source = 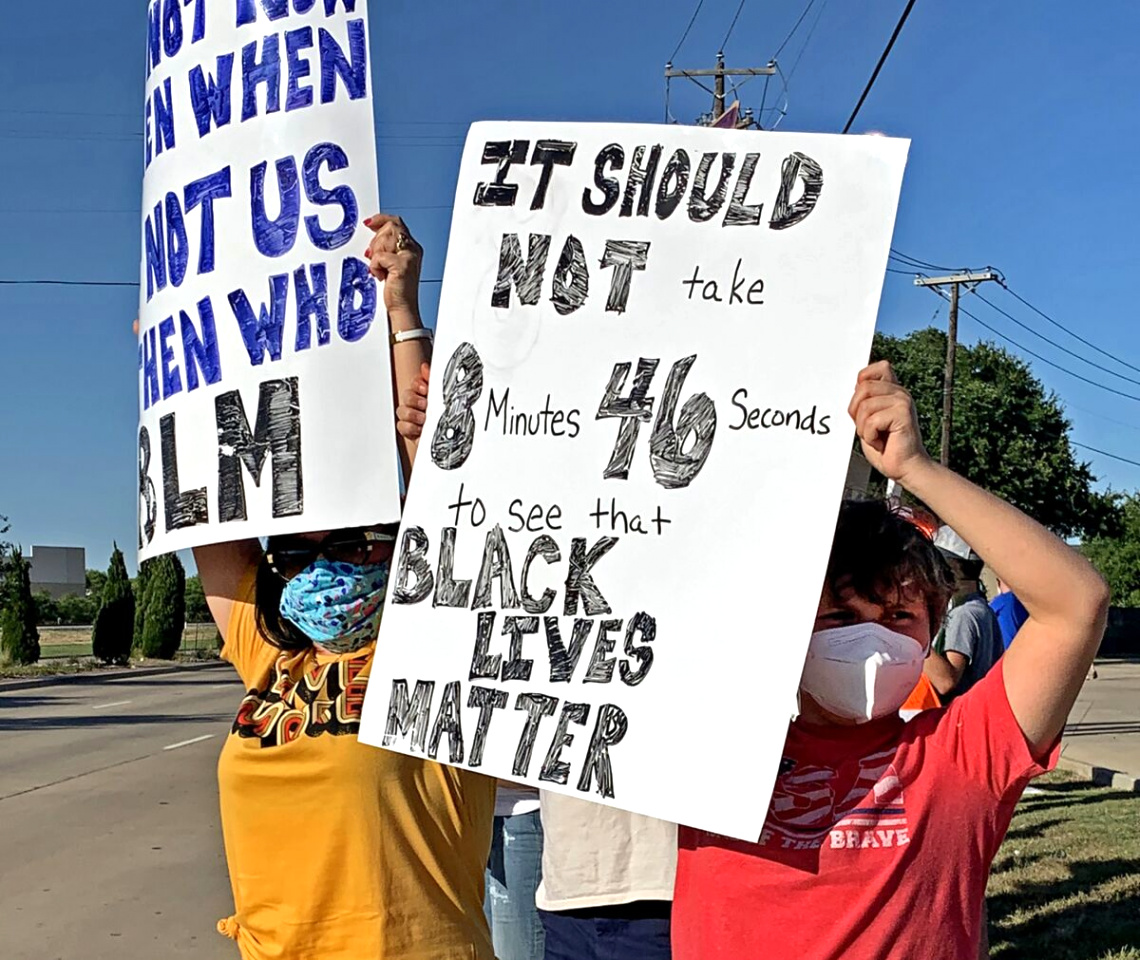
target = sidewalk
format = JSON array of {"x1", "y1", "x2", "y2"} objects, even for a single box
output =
[
  {"x1": 1060, "y1": 658, "x2": 1140, "y2": 791},
  {"x1": 0, "y1": 658, "x2": 229, "y2": 693}
]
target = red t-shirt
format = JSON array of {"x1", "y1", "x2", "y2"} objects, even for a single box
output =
[{"x1": 674, "y1": 661, "x2": 1057, "y2": 960}]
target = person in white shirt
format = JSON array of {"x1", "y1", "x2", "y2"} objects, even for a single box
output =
[{"x1": 536, "y1": 793, "x2": 676, "y2": 960}]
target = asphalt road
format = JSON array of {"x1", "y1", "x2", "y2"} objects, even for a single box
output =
[{"x1": 0, "y1": 666, "x2": 243, "y2": 960}]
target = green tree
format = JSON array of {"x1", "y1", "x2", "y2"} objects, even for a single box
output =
[
  {"x1": 0, "y1": 514, "x2": 13, "y2": 589},
  {"x1": 873, "y1": 329, "x2": 1119, "y2": 539},
  {"x1": 1, "y1": 550, "x2": 40, "y2": 665},
  {"x1": 133, "y1": 559, "x2": 154, "y2": 652},
  {"x1": 33, "y1": 591, "x2": 60, "y2": 625},
  {"x1": 86, "y1": 568, "x2": 107, "y2": 598},
  {"x1": 1083, "y1": 493, "x2": 1140, "y2": 606},
  {"x1": 57, "y1": 594, "x2": 97, "y2": 626},
  {"x1": 92, "y1": 545, "x2": 135, "y2": 664},
  {"x1": 184, "y1": 575, "x2": 213, "y2": 624},
  {"x1": 135, "y1": 553, "x2": 186, "y2": 660}
]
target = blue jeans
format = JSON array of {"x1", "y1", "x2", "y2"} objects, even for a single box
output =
[
  {"x1": 539, "y1": 901, "x2": 672, "y2": 960},
  {"x1": 484, "y1": 810, "x2": 545, "y2": 960}
]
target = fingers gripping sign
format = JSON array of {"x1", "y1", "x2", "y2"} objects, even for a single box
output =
[
  {"x1": 396, "y1": 363, "x2": 431, "y2": 441},
  {"x1": 848, "y1": 361, "x2": 930, "y2": 484},
  {"x1": 364, "y1": 213, "x2": 423, "y2": 318}
]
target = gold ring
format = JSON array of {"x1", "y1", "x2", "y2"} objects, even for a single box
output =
[{"x1": 396, "y1": 234, "x2": 411, "y2": 252}]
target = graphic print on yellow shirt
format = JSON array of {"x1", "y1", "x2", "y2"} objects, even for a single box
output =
[
  {"x1": 231, "y1": 649, "x2": 369, "y2": 746},
  {"x1": 216, "y1": 570, "x2": 495, "y2": 960}
]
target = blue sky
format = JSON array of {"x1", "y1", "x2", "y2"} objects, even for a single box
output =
[{"x1": 2, "y1": 0, "x2": 1140, "y2": 573}]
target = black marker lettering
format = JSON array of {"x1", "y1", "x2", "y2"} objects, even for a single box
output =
[
  {"x1": 512, "y1": 693, "x2": 558, "y2": 777},
  {"x1": 474, "y1": 140, "x2": 529, "y2": 207},
  {"x1": 467, "y1": 685, "x2": 509, "y2": 767},
  {"x1": 577, "y1": 703, "x2": 628, "y2": 798},
  {"x1": 544, "y1": 616, "x2": 594, "y2": 683},
  {"x1": 383, "y1": 679, "x2": 434, "y2": 753},
  {"x1": 539, "y1": 702, "x2": 590, "y2": 785}
]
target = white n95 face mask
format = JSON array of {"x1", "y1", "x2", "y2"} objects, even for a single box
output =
[{"x1": 799, "y1": 622, "x2": 927, "y2": 723}]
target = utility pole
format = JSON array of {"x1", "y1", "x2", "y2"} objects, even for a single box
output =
[
  {"x1": 913, "y1": 271, "x2": 1001, "y2": 466},
  {"x1": 665, "y1": 52, "x2": 776, "y2": 127}
]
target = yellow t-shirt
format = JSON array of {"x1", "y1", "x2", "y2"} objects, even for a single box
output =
[{"x1": 216, "y1": 573, "x2": 495, "y2": 960}]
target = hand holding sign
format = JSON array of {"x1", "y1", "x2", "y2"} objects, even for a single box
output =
[
  {"x1": 849, "y1": 361, "x2": 931, "y2": 485},
  {"x1": 365, "y1": 214, "x2": 423, "y2": 321},
  {"x1": 397, "y1": 364, "x2": 431, "y2": 441}
]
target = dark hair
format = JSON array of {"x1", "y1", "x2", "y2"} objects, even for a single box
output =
[
  {"x1": 946, "y1": 555, "x2": 985, "y2": 584},
  {"x1": 825, "y1": 499, "x2": 955, "y2": 633},
  {"x1": 254, "y1": 549, "x2": 314, "y2": 652}
]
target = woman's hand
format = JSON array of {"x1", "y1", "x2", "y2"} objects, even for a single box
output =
[
  {"x1": 364, "y1": 213, "x2": 423, "y2": 326},
  {"x1": 848, "y1": 360, "x2": 932, "y2": 485},
  {"x1": 397, "y1": 363, "x2": 431, "y2": 441}
]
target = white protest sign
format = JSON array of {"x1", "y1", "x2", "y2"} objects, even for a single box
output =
[
  {"x1": 137, "y1": 0, "x2": 399, "y2": 562},
  {"x1": 359, "y1": 122, "x2": 909, "y2": 841}
]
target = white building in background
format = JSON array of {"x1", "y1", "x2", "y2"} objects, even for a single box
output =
[{"x1": 28, "y1": 546, "x2": 86, "y2": 600}]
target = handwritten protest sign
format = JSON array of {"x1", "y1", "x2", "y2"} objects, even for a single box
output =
[
  {"x1": 137, "y1": 0, "x2": 399, "y2": 561},
  {"x1": 359, "y1": 122, "x2": 909, "y2": 841}
]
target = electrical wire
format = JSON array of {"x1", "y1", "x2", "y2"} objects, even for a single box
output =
[
  {"x1": 842, "y1": 0, "x2": 919, "y2": 134},
  {"x1": 1072, "y1": 442, "x2": 1140, "y2": 470},
  {"x1": 896, "y1": 271, "x2": 1140, "y2": 472},
  {"x1": 785, "y1": 0, "x2": 831, "y2": 84},
  {"x1": 0, "y1": 278, "x2": 138, "y2": 288},
  {"x1": 888, "y1": 248, "x2": 961, "y2": 272},
  {"x1": 669, "y1": 0, "x2": 707, "y2": 63},
  {"x1": 927, "y1": 287, "x2": 1140, "y2": 403},
  {"x1": 721, "y1": 0, "x2": 749, "y2": 51},
  {"x1": 1000, "y1": 283, "x2": 1140, "y2": 377},
  {"x1": 971, "y1": 289, "x2": 1140, "y2": 388},
  {"x1": 773, "y1": 0, "x2": 818, "y2": 59}
]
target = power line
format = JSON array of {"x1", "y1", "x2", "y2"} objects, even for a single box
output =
[
  {"x1": 721, "y1": 0, "x2": 749, "y2": 51},
  {"x1": 773, "y1": 0, "x2": 818, "y2": 59},
  {"x1": 842, "y1": 0, "x2": 919, "y2": 134},
  {"x1": 930, "y1": 287, "x2": 1140, "y2": 403},
  {"x1": 889, "y1": 248, "x2": 962, "y2": 272},
  {"x1": 669, "y1": 0, "x2": 707, "y2": 63},
  {"x1": 892, "y1": 252, "x2": 1140, "y2": 380},
  {"x1": 897, "y1": 269, "x2": 1140, "y2": 472},
  {"x1": 1065, "y1": 402, "x2": 1140, "y2": 437},
  {"x1": 971, "y1": 289, "x2": 1140, "y2": 388},
  {"x1": 785, "y1": 0, "x2": 830, "y2": 84},
  {"x1": 0, "y1": 278, "x2": 138, "y2": 288},
  {"x1": 1002, "y1": 283, "x2": 1140, "y2": 377},
  {"x1": 1072, "y1": 442, "x2": 1140, "y2": 470}
]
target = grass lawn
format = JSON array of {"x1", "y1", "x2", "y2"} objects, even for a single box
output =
[
  {"x1": 990, "y1": 771, "x2": 1140, "y2": 959},
  {"x1": 38, "y1": 642, "x2": 92, "y2": 659}
]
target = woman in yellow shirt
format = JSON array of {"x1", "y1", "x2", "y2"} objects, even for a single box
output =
[{"x1": 196, "y1": 215, "x2": 496, "y2": 960}]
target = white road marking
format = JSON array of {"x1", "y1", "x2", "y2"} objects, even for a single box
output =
[
  {"x1": 210, "y1": 683, "x2": 238, "y2": 689},
  {"x1": 92, "y1": 700, "x2": 132, "y2": 710},
  {"x1": 163, "y1": 734, "x2": 216, "y2": 752}
]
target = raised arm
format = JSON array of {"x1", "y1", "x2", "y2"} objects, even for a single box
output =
[
  {"x1": 851, "y1": 361, "x2": 1109, "y2": 756},
  {"x1": 365, "y1": 214, "x2": 432, "y2": 485},
  {"x1": 194, "y1": 539, "x2": 262, "y2": 642}
]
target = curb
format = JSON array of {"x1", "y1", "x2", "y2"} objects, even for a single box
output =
[
  {"x1": 0, "y1": 659, "x2": 229, "y2": 693},
  {"x1": 1057, "y1": 756, "x2": 1140, "y2": 794}
]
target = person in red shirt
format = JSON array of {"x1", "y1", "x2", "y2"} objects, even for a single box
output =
[{"x1": 673, "y1": 361, "x2": 1109, "y2": 960}]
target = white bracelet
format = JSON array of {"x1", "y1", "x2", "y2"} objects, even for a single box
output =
[{"x1": 390, "y1": 327, "x2": 434, "y2": 347}]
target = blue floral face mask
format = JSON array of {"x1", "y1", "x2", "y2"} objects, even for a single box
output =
[{"x1": 278, "y1": 558, "x2": 390, "y2": 654}]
